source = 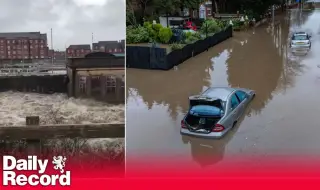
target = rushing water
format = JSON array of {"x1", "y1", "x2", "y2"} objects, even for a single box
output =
[{"x1": 0, "y1": 91, "x2": 124, "y2": 126}]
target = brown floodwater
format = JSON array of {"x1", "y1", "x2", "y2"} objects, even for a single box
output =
[{"x1": 126, "y1": 10, "x2": 320, "y2": 169}]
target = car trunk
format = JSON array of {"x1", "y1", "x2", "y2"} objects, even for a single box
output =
[
  {"x1": 185, "y1": 103, "x2": 223, "y2": 134},
  {"x1": 185, "y1": 114, "x2": 221, "y2": 133},
  {"x1": 292, "y1": 40, "x2": 309, "y2": 45}
]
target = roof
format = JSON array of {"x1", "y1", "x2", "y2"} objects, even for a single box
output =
[
  {"x1": 93, "y1": 40, "x2": 125, "y2": 49},
  {"x1": 200, "y1": 87, "x2": 235, "y2": 101},
  {"x1": 0, "y1": 32, "x2": 47, "y2": 40},
  {"x1": 293, "y1": 32, "x2": 307, "y2": 36},
  {"x1": 68, "y1": 44, "x2": 91, "y2": 50}
]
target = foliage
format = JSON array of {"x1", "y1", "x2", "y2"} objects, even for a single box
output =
[
  {"x1": 184, "y1": 32, "x2": 202, "y2": 44},
  {"x1": 170, "y1": 43, "x2": 184, "y2": 51},
  {"x1": 158, "y1": 27, "x2": 173, "y2": 43},
  {"x1": 216, "y1": 20, "x2": 229, "y2": 29},
  {"x1": 171, "y1": 29, "x2": 186, "y2": 43},
  {"x1": 126, "y1": 26, "x2": 150, "y2": 44},
  {"x1": 200, "y1": 19, "x2": 221, "y2": 35},
  {"x1": 143, "y1": 22, "x2": 163, "y2": 42}
]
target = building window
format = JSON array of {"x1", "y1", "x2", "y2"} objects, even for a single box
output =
[
  {"x1": 106, "y1": 75, "x2": 116, "y2": 93},
  {"x1": 30, "y1": 46, "x2": 33, "y2": 49},
  {"x1": 13, "y1": 51, "x2": 16, "y2": 54},
  {"x1": 40, "y1": 45, "x2": 43, "y2": 48},
  {"x1": 81, "y1": 49, "x2": 84, "y2": 53},
  {"x1": 30, "y1": 56, "x2": 33, "y2": 59},
  {"x1": 12, "y1": 40, "x2": 15, "y2": 43},
  {"x1": 29, "y1": 40, "x2": 32, "y2": 43},
  {"x1": 114, "y1": 48, "x2": 117, "y2": 52},
  {"x1": 25, "y1": 56, "x2": 28, "y2": 59},
  {"x1": 7, "y1": 41, "x2": 10, "y2": 44},
  {"x1": 109, "y1": 49, "x2": 112, "y2": 52},
  {"x1": 41, "y1": 40, "x2": 44, "y2": 43},
  {"x1": 24, "y1": 45, "x2": 27, "y2": 49},
  {"x1": 35, "y1": 56, "x2": 38, "y2": 58},
  {"x1": 41, "y1": 56, "x2": 44, "y2": 58},
  {"x1": 35, "y1": 40, "x2": 38, "y2": 43}
]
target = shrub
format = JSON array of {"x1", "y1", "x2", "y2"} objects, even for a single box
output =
[
  {"x1": 200, "y1": 19, "x2": 221, "y2": 35},
  {"x1": 158, "y1": 27, "x2": 173, "y2": 44},
  {"x1": 126, "y1": 26, "x2": 149, "y2": 44},
  {"x1": 143, "y1": 22, "x2": 164, "y2": 42},
  {"x1": 170, "y1": 43, "x2": 184, "y2": 51},
  {"x1": 184, "y1": 32, "x2": 202, "y2": 44},
  {"x1": 216, "y1": 20, "x2": 228, "y2": 29}
]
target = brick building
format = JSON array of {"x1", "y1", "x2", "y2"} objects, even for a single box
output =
[
  {"x1": 48, "y1": 50, "x2": 66, "y2": 61},
  {"x1": 66, "y1": 44, "x2": 91, "y2": 58},
  {"x1": 0, "y1": 32, "x2": 48, "y2": 60},
  {"x1": 92, "y1": 40, "x2": 125, "y2": 55}
]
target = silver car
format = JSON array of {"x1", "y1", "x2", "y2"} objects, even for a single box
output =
[
  {"x1": 180, "y1": 87, "x2": 255, "y2": 139},
  {"x1": 290, "y1": 32, "x2": 311, "y2": 49}
]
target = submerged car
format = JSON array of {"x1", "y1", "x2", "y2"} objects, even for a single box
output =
[
  {"x1": 290, "y1": 32, "x2": 311, "y2": 49},
  {"x1": 180, "y1": 87, "x2": 255, "y2": 139}
]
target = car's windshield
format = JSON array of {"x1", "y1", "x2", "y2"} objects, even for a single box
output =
[
  {"x1": 292, "y1": 35, "x2": 308, "y2": 40},
  {"x1": 189, "y1": 99, "x2": 224, "y2": 110}
]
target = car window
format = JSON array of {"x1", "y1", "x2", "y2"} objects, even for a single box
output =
[
  {"x1": 235, "y1": 90, "x2": 247, "y2": 102},
  {"x1": 292, "y1": 35, "x2": 307, "y2": 40},
  {"x1": 230, "y1": 94, "x2": 240, "y2": 110}
]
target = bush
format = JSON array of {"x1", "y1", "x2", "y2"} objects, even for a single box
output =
[
  {"x1": 126, "y1": 26, "x2": 149, "y2": 44},
  {"x1": 184, "y1": 32, "x2": 202, "y2": 44},
  {"x1": 158, "y1": 27, "x2": 173, "y2": 44},
  {"x1": 200, "y1": 19, "x2": 221, "y2": 35},
  {"x1": 170, "y1": 43, "x2": 184, "y2": 51},
  {"x1": 216, "y1": 20, "x2": 228, "y2": 29}
]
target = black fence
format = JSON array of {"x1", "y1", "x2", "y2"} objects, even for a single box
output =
[{"x1": 126, "y1": 26, "x2": 233, "y2": 70}]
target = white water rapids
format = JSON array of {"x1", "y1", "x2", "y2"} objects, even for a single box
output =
[
  {"x1": 0, "y1": 91, "x2": 124, "y2": 126},
  {"x1": 0, "y1": 91, "x2": 125, "y2": 154}
]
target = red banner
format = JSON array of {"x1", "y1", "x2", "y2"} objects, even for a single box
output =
[{"x1": 1, "y1": 155, "x2": 320, "y2": 189}]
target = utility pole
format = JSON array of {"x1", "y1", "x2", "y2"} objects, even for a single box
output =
[
  {"x1": 51, "y1": 28, "x2": 53, "y2": 65},
  {"x1": 272, "y1": 4, "x2": 275, "y2": 26}
]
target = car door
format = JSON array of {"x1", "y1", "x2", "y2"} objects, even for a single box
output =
[
  {"x1": 230, "y1": 93, "x2": 241, "y2": 122},
  {"x1": 235, "y1": 90, "x2": 248, "y2": 116}
]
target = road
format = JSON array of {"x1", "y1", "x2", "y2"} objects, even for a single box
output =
[{"x1": 126, "y1": 10, "x2": 320, "y2": 170}]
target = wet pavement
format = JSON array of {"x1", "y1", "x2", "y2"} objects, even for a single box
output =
[{"x1": 126, "y1": 10, "x2": 320, "y2": 169}]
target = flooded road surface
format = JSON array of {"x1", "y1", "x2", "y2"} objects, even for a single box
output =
[
  {"x1": 0, "y1": 91, "x2": 124, "y2": 126},
  {"x1": 127, "y1": 10, "x2": 320, "y2": 169}
]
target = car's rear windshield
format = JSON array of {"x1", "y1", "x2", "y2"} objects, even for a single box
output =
[
  {"x1": 189, "y1": 99, "x2": 224, "y2": 110},
  {"x1": 292, "y1": 35, "x2": 308, "y2": 40}
]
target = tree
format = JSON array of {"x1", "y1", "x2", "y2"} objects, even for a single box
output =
[{"x1": 153, "y1": 0, "x2": 180, "y2": 27}]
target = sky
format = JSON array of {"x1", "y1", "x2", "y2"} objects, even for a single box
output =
[{"x1": 0, "y1": 0, "x2": 125, "y2": 50}]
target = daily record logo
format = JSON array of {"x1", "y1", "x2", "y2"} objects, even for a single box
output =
[{"x1": 2, "y1": 156, "x2": 71, "y2": 186}]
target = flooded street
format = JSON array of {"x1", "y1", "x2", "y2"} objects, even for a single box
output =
[{"x1": 127, "y1": 10, "x2": 320, "y2": 169}]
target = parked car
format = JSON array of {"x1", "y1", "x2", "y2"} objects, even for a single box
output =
[
  {"x1": 180, "y1": 87, "x2": 255, "y2": 139},
  {"x1": 290, "y1": 32, "x2": 311, "y2": 49}
]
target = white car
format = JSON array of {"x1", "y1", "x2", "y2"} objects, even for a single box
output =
[{"x1": 290, "y1": 32, "x2": 311, "y2": 49}]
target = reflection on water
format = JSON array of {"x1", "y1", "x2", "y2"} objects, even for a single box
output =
[
  {"x1": 0, "y1": 91, "x2": 124, "y2": 126},
  {"x1": 127, "y1": 10, "x2": 320, "y2": 169}
]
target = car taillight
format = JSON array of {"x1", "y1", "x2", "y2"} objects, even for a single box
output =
[
  {"x1": 181, "y1": 120, "x2": 187, "y2": 128},
  {"x1": 212, "y1": 124, "x2": 225, "y2": 132}
]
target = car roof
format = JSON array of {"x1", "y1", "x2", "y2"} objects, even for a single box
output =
[
  {"x1": 200, "y1": 87, "x2": 235, "y2": 101},
  {"x1": 293, "y1": 32, "x2": 307, "y2": 36}
]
